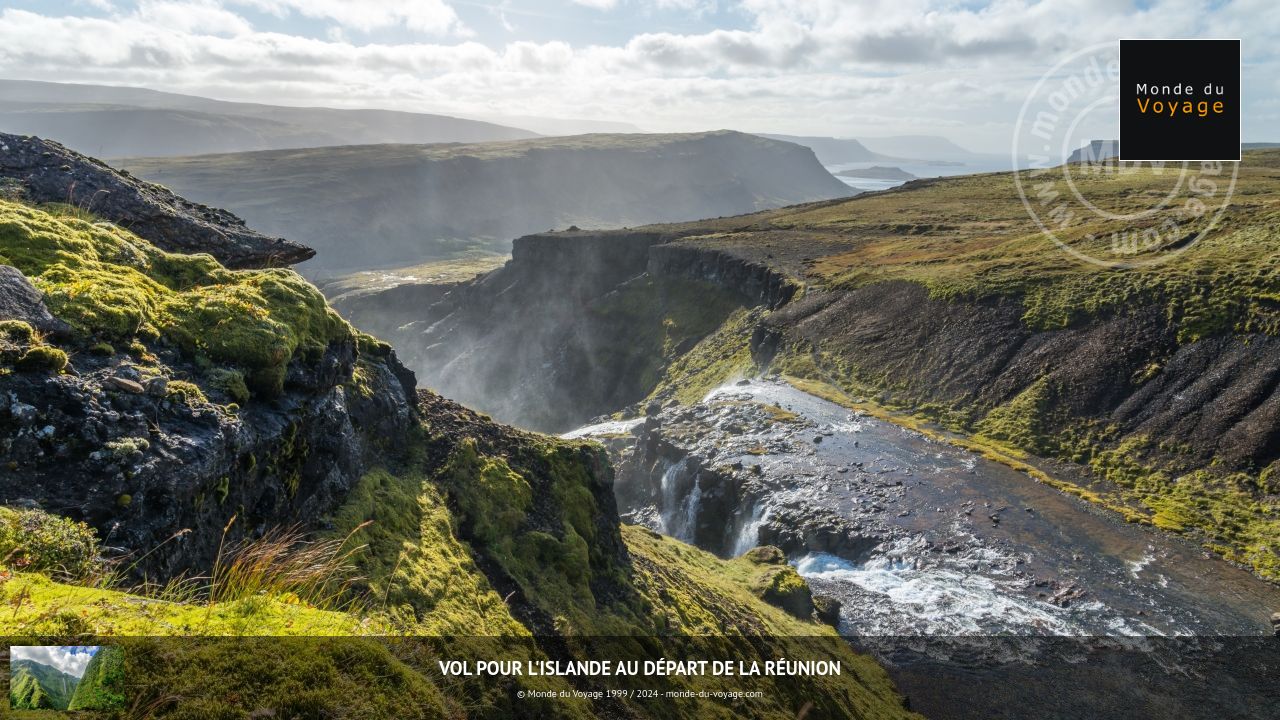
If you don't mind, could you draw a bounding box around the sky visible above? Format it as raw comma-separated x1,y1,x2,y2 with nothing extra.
11,645,99,678
0,0,1275,152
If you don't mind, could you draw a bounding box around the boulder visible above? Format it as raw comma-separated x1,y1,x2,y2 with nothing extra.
0,265,70,337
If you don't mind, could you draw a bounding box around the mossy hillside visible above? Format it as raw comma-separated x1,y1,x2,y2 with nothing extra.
618,526,916,720
318,403,916,719
428,434,914,718
0,199,354,396
434,435,625,633
0,572,379,636
326,467,530,637
326,465,593,720
645,307,759,407
66,646,125,711
0,507,494,719
755,155,1280,342
0,578,465,719
0,450,915,717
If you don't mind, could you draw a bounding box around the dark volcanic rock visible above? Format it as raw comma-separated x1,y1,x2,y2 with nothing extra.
0,334,419,579
0,265,70,337
0,133,313,268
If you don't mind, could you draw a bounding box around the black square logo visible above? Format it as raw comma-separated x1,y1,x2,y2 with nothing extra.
1120,39,1240,161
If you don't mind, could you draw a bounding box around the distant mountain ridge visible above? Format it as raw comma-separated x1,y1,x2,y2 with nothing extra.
758,134,889,164
0,79,538,157
858,134,978,160
119,130,856,275
10,659,80,710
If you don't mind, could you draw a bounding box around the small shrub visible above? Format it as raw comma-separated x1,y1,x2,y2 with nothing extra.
0,506,101,580
15,345,68,373
166,380,207,404
89,341,115,356
0,319,35,344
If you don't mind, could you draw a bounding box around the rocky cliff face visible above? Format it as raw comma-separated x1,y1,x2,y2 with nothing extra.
377,223,797,432
0,150,412,576
766,280,1280,484
119,131,855,274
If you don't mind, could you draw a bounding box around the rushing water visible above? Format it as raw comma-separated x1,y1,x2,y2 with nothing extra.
568,378,1280,718
577,378,1280,637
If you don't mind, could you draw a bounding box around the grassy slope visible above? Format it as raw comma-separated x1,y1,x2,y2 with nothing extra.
649,151,1280,580
0,199,916,719
318,254,510,302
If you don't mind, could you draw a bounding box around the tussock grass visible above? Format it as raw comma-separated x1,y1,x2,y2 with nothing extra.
209,517,372,612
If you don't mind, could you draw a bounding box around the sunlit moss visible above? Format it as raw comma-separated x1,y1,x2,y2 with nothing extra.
0,199,355,398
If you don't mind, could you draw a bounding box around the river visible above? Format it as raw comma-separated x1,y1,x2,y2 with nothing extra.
567,377,1280,718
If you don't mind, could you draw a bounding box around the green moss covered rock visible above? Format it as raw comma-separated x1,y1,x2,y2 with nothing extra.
14,344,67,373
0,199,354,398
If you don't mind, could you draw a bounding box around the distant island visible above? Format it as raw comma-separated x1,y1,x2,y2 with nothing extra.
1068,140,1119,163
836,165,917,181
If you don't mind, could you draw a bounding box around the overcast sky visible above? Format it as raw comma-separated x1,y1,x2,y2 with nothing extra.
0,0,1275,152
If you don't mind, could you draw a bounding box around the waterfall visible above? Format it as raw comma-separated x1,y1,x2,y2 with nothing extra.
676,477,703,543
658,458,689,535
732,504,768,557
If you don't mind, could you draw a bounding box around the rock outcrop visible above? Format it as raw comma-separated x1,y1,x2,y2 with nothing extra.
0,265,70,338
377,226,774,431
0,133,313,268
0,145,408,576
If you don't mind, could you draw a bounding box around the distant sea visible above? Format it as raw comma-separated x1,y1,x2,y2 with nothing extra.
828,155,1024,191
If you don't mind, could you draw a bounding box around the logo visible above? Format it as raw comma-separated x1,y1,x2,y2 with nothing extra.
1012,42,1238,269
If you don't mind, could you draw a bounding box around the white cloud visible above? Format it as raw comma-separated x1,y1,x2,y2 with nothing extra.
0,1,1274,151
229,0,467,35
137,0,253,36
11,646,99,679
569,0,620,9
